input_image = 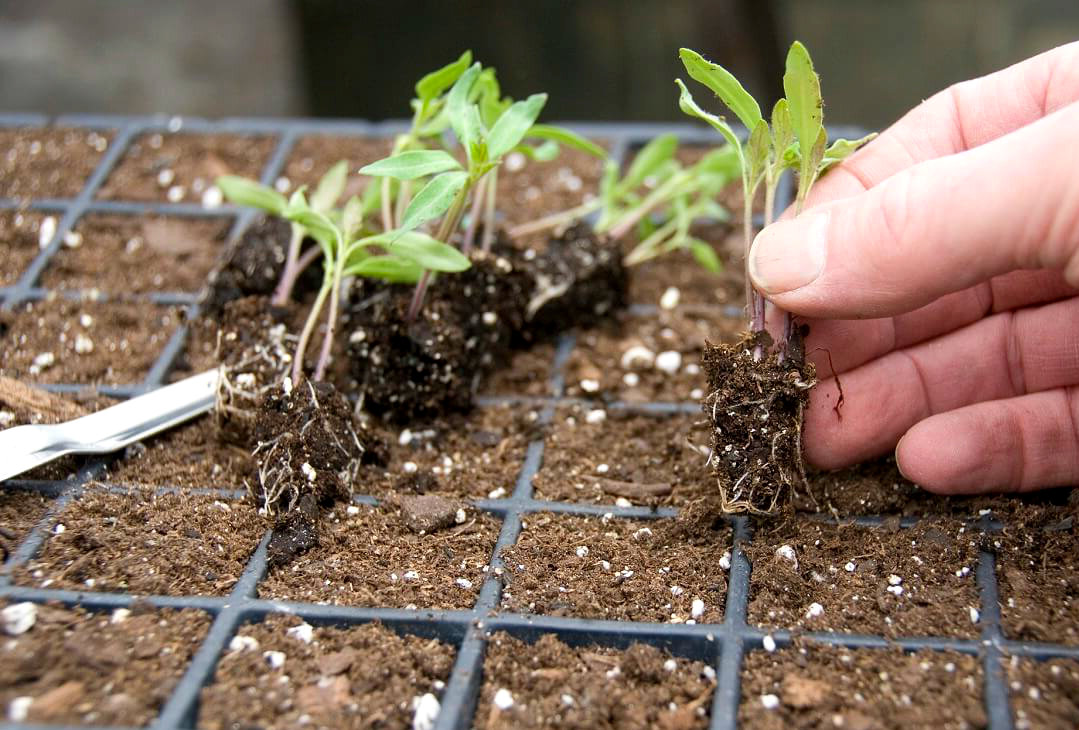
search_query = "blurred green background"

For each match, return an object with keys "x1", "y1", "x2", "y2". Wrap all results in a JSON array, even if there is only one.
[{"x1": 1, "y1": 0, "x2": 1076, "y2": 130}]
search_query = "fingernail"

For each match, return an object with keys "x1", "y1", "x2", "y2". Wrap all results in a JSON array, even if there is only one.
[{"x1": 749, "y1": 212, "x2": 829, "y2": 294}]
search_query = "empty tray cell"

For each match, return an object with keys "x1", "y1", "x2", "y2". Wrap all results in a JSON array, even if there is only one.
[
  {"x1": 739, "y1": 641, "x2": 985, "y2": 729},
  {"x1": 97, "y1": 132, "x2": 275, "y2": 203},
  {"x1": 200, "y1": 614, "x2": 456, "y2": 730},
  {"x1": 0, "y1": 297, "x2": 180, "y2": 385},
  {"x1": 257, "y1": 501, "x2": 499, "y2": 610},
  {"x1": 0, "y1": 210, "x2": 49, "y2": 286},
  {"x1": 563, "y1": 309, "x2": 742, "y2": 402},
  {"x1": 746, "y1": 517, "x2": 981, "y2": 638},
  {"x1": 475, "y1": 631, "x2": 714, "y2": 729},
  {"x1": 1006, "y1": 655, "x2": 1079, "y2": 730},
  {"x1": 0, "y1": 602, "x2": 209, "y2": 726},
  {"x1": 40, "y1": 214, "x2": 230, "y2": 294},
  {"x1": 12, "y1": 489, "x2": 264, "y2": 596},
  {"x1": 481, "y1": 341, "x2": 556, "y2": 398},
  {"x1": 533, "y1": 405, "x2": 713, "y2": 507},
  {"x1": 0, "y1": 127, "x2": 112, "y2": 200},
  {"x1": 279, "y1": 134, "x2": 392, "y2": 192},
  {"x1": 499, "y1": 512, "x2": 731, "y2": 623},
  {"x1": 0, "y1": 489, "x2": 53, "y2": 566}
]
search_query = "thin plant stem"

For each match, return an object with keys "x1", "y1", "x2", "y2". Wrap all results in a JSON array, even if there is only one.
[
  {"x1": 406, "y1": 183, "x2": 471, "y2": 322},
  {"x1": 623, "y1": 216, "x2": 679, "y2": 266},
  {"x1": 605, "y1": 174, "x2": 687, "y2": 240},
  {"x1": 508, "y1": 200, "x2": 599, "y2": 239},
  {"x1": 394, "y1": 180, "x2": 413, "y2": 229},
  {"x1": 312, "y1": 254, "x2": 346, "y2": 381},
  {"x1": 291, "y1": 279, "x2": 331, "y2": 384},
  {"x1": 481, "y1": 167, "x2": 497, "y2": 253},
  {"x1": 272, "y1": 243, "x2": 321, "y2": 307},
  {"x1": 462, "y1": 173, "x2": 488, "y2": 254},
  {"x1": 270, "y1": 223, "x2": 305, "y2": 306},
  {"x1": 380, "y1": 177, "x2": 394, "y2": 232}
]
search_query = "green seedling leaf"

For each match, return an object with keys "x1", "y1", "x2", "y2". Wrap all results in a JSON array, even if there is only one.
[
  {"x1": 784, "y1": 41, "x2": 824, "y2": 195},
  {"x1": 286, "y1": 208, "x2": 340, "y2": 254},
  {"x1": 771, "y1": 98, "x2": 794, "y2": 161},
  {"x1": 216, "y1": 175, "x2": 286, "y2": 215},
  {"x1": 689, "y1": 238, "x2": 722, "y2": 273},
  {"x1": 679, "y1": 48, "x2": 763, "y2": 132},
  {"x1": 693, "y1": 146, "x2": 741, "y2": 179},
  {"x1": 821, "y1": 132, "x2": 878, "y2": 171},
  {"x1": 675, "y1": 80, "x2": 743, "y2": 164},
  {"x1": 342, "y1": 195, "x2": 365, "y2": 240},
  {"x1": 515, "y1": 140, "x2": 560, "y2": 162},
  {"x1": 359, "y1": 150, "x2": 463, "y2": 180},
  {"x1": 415, "y1": 50, "x2": 473, "y2": 102},
  {"x1": 488, "y1": 93, "x2": 548, "y2": 160},
  {"x1": 447, "y1": 62, "x2": 482, "y2": 147},
  {"x1": 399, "y1": 170, "x2": 470, "y2": 234},
  {"x1": 527, "y1": 125, "x2": 608, "y2": 158},
  {"x1": 358, "y1": 230, "x2": 471, "y2": 272},
  {"x1": 310, "y1": 160, "x2": 348, "y2": 213},
  {"x1": 345, "y1": 255, "x2": 424, "y2": 283},
  {"x1": 746, "y1": 119, "x2": 771, "y2": 187},
  {"x1": 617, "y1": 133, "x2": 677, "y2": 196}
]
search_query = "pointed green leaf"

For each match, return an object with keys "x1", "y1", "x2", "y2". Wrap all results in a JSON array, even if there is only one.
[
  {"x1": 415, "y1": 50, "x2": 473, "y2": 103},
  {"x1": 447, "y1": 63, "x2": 482, "y2": 144},
  {"x1": 527, "y1": 125, "x2": 608, "y2": 158},
  {"x1": 771, "y1": 99, "x2": 794, "y2": 161},
  {"x1": 488, "y1": 93, "x2": 548, "y2": 161},
  {"x1": 617, "y1": 133, "x2": 678, "y2": 197},
  {"x1": 797, "y1": 126, "x2": 829, "y2": 206},
  {"x1": 342, "y1": 195, "x2": 365, "y2": 240},
  {"x1": 286, "y1": 208, "x2": 341, "y2": 255},
  {"x1": 310, "y1": 160, "x2": 348, "y2": 213},
  {"x1": 515, "y1": 140, "x2": 560, "y2": 162},
  {"x1": 688, "y1": 238, "x2": 723, "y2": 273},
  {"x1": 821, "y1": 132, "x2": 878, "y2": 172},
  {"x1": 783, "y1": 41, "x2": 824, "y2": 188},
  {"x1": 746, "y1": 119, "x2": 771, "y2": 187},
  {"x1": 216, "y1": 175, "x2": 286, "y2": 215},
  {"x1": 359, "y1": 150, "x2": 463, "y2": 180},
  {"x1": 693, "y1": 146, "x2": 741, "y2": 180},
  {"x1": 357, "y1": 230, "x2": 471, "y2": 272},
  {"x1": 345, "y1": 255, "x2": 424, "y2": 283},
  {"x1": 400, "y1": 170, "x2": 469, "y2": 234},
  {"x1": 675, "y1": 80, "x2": 744, "y2": 163},
  {"x1": 679, "y1": 48, "x2": 763, "y2": 132}
]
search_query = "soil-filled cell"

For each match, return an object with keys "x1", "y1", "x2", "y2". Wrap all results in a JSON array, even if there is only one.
[
  {"x1": 499, "y1": 512, "x2": 730, "y2": 623},
  {"x1": 0, "y1": 127, "x2": 112, "y2": 200},
  {"x1": 497, "y1": 143, "x2": 608, "y2": 236},
  {"x1": 98, "y1": 132, "x2": 274, "y2": 203},
  {"x1": 474, "y1": 632, "x2": 714, "y2": 729},
  {"x1": 533, "y1": 405, "x2": 713, "y2": 507},
  {"x1": 0, "y1": 490, "x2": 52, "y2": 566},
  {"x1": 1007, "y1": 656, "x2": 1079, "y2": 730},
  {"x1": 13, "y1": 489, "x2": 265, "y2": 596},
  {"x1": 280, "y1": 135, "x2": 392, "y2": 192},
  {"x1": 739, "y1": 642, "x2": 985, "y2": 729},
  {"x1": 257, "y1": 501, "x2": 499, "y2": 610},
  {"x1": 746, "y1": 518, "x2": 981, "y2": 638},
  {"x1": 480, "y1": 341, "x2": 556, "y2": 398},
  {"x1": 199, "y1": 614, "x2": 455, "y2": 730},
  {"x1": 563, "y1": 310, "x2": 742, "y2": 403},
  {"x1": 0, "y1": 298, "x2": 179, "y2": 385},
  {"x1": 40, "y1": 215, "x2": 230, "y2": 294},
  {"x1": 0, "y1": 211, "x2": 48, "y2": 286},
  {"x1": 0, "y1": 602, "x2": 209, "y2": 726}
]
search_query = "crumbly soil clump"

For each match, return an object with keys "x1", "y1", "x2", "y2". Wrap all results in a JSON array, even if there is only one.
[
  {"x1": 0, "y1": 298, "x2": 179, "y2": 385},
  {"x1": 1006, "y1": 656, "x2": 1079, "y2": 730},
  {"x1": 0, "y1": 127, "x2": 112, "y2": 200},
  {"x1": 98, "y1": 132, "x2": 274, "y2": 203},
  {"x1": 499, "y1": 512, "x2": 730, "y2": 623},
  {"x1": 739, "y1": 641, "x2": 985, "y2": 729},
  {"x1": 199, "y1": 614, "x2": 455, "y2": 730},
  {"x1": 13, "y1": 489, "x2": 264, "y2": 596},
  {"x1": 746, "y1": 517, "x2": 981, "y2": 638},
  {"x1": 0, "y1": 210, "x2": 48, "y2": 287},
  {"x1": 257, "y1": 501, "x2": 498, "y2": 610},
  {"x1": 0, "y1": 489, "x2": 52, "y2": 565},
  {"x1": 0, "y1": 601, "x2": 210, "y2": 726},
  {"x1": 42, "y1": 215, "x2": 230, "y2": 294},
  {"x1": 701, "y1": 339, "x2": 814, "y2": 513},
  {"x1": 475, "y1": 632, "x2": 714, "y2": 730},
  {"x1": 533, "y1": 405, "x2": 712, "y2": 507}
]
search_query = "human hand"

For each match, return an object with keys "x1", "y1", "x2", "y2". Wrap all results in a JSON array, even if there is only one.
[{"x1": 747, "y1": 41, "x2": 1079, "y2": 494}]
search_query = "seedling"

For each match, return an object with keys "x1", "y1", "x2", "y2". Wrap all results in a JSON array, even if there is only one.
[{"x1": 676, "y1": 42, "x2": 875, "y2": 359}]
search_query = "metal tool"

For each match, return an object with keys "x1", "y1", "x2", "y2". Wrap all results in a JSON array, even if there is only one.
[{"x1": 0, "y1": 369, "x2": 220, "y2": 482}]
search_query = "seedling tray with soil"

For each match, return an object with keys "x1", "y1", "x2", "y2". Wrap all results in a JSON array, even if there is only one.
[{"x1": 2, "y1": 114, "x2": 1079, "y2": 730}]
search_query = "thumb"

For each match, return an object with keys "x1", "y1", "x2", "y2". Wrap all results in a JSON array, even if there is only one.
[{"x1": 748, "y1": 100, "x2": 1079, "y2": 319}]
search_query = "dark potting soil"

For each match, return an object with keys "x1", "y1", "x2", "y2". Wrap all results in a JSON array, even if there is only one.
[
  {"x1": 474, "y1": 632, "x2": 714, "y2": 730},
  {"x1": 97, "y1": 132, "x2": 275, "y2": 203},
  {"x1": 499, "y1": 512, "x2": 730, "y2": 623},
  {"x1": 281, "y1": 135, "x2": 393, "y2": 192},
  {"x1": 257, "y1": 501, "x2": 498, "y2": 610},
  {"x1": 482, "y1": 341, "x2": 556, "y2": 397},
  {"x1": 1006, "y1": 655, "x2": 1079, "y2": 730},
  {"x1": 739, "y1": 641, "x2": 986, "y2": 730},
  {"x1": 563, "y1": 309, "x2": 742, "y2": 403},
  {"x1": 0, "y1": 490, "x2": 52, "y2": 566},
  {"x1": 12, "y1": 489, "x2": 264, "y2": 596},
  {"x1": 532, "y1": 405, "x2": 712, "y2": 507},
  {"x1": 198, "y1": 614, "x2": 455, "y2": 730},
  {"x1": 0, "y1": 297, "x2": 180, "y2": 385},
  {"x1": 0, "y1": 210, "x2": 48, "y2": 287},
  {"x1": 746, "y1": 517, "x2": 981, "y2": 638},
  {"x1": 0, "y1": 127, "x2": 113, "y2": 200},
  {"x1": 0, "y1": 601, "x2": 209, "y2": 726},
  {"x1": 40, "y1": 214, "x2": 230, "y2": 294}
]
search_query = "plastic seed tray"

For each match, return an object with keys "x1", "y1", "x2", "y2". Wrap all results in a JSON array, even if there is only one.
[{"x1": 1, "y1": 114, "x2": 1075, "y2": 730}]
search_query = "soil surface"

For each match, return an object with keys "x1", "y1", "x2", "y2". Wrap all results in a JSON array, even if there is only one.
[
  {"x1": 497, "y1": 144, "x2": 608, "y2": 239},
  {"x1": 199, "y1": 614, "x2": 455, "y2": 730},
  {"x1": 0, "y1": 210, "x2": 47, "y2": 287},
  {"x1": 475, "y1": 632, "x2": 714, "y2": 729},
  {"x1": 0, "y1": 297, "x2": 179, "y2": 385},
  {"x1": 746, "y1": 517, "x2": 981, "y2": 638},
  {"x1": 499, "y1": 512, "x2": 730, "y2": 623},
  {"x1": 13, "y1": 489, "x2": 265, "y2": 596},
  {"x1": 739, "y1": 641, "x2": 986, "y2": 729},
  {"x1": 0, "y1": 601, "x2": 209, "y2": 726},
  {"x1": 281, "y1": 135, "x2": 393, "y2": 193},
  {"x1": 1007, "y1": 655, "x2": 1079, "y2": 730},
  {"x1": 98, "y1": 132, "x2": 275, "y2": 203},
  {"x1": 533, "y1": 405, "x2": 712, "y2": 507},
  {"x1": 0, "y1": 127, "x2": 112, "y2": 200},
  {"x1": 257, "y1": 501, "x2": 498, "y2": 610},
  {"x1": 482, "y1": 342, "x2": 556, "y2": 397},
  {"x1": 40, "y1": 214, "x2": 230, "y2": 294},
  {"x1": 0, "y1": 489, "x2": 52, "y2": 565}
]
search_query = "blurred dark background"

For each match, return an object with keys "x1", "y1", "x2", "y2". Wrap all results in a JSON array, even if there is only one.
[{"x1": 1, "y1": 0, "x2": 1076, "y2": 129}]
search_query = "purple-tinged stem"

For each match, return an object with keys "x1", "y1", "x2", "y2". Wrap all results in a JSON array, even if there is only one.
[
  {"x1": 461, "y1": 173, "x2": 488, "y2": 255},
  {"x1": 406, "y1": 183, "x2": 471, "y2": 322},
  {"x1": 312, "y1": 259, "x2": 344, "y2": 381},
  {"x1": 291, "y1": 280, "x2": 331, "y2": 384},
  {"x1": 272, "y1": 243, "x2": 321, "y2": 307},
  {"x1": 270, "y1": 225, "x2": 304, "y2": 307}
]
